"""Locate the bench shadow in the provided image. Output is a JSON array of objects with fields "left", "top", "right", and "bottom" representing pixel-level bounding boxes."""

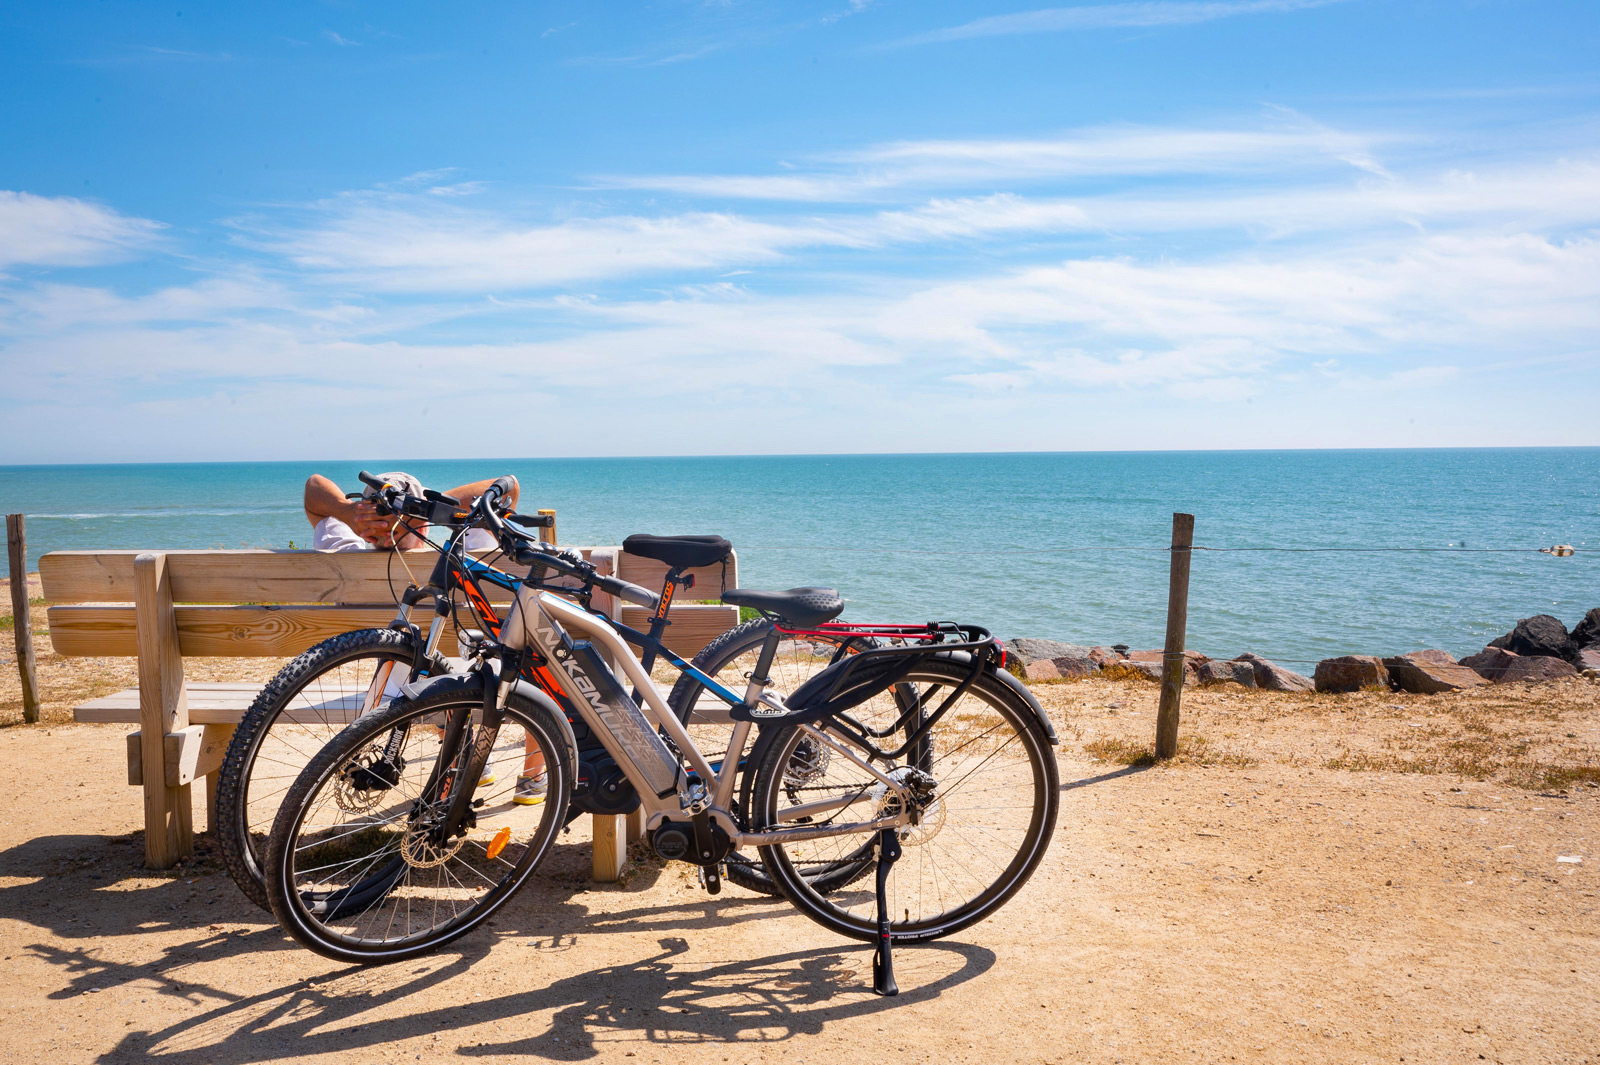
[
  {"left": 1061, "top": 763, "right": 1153, "bottom": 790},
  {"left": 100, "top": 937, "right": 993, "bottom": 1063}
]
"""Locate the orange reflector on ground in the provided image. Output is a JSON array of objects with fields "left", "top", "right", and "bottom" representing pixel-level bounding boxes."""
[{"left": 486, "top": 826, "right": 512, "bottom": 860}]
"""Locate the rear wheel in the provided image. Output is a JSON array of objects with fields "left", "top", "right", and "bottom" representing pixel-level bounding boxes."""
[
  {"left": 263, "top": 684, "right": 571, "bottom": 964},
  {"left": 667, "top": 619, "right": 881, "bottom": 896},
  {"left": 752, "top": 660, "right": 1057, "bottom": 942},
  {"left": 216, "top": 628, "right": 434, "bottom": 911}
]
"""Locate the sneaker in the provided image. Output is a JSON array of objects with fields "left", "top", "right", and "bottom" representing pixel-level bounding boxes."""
[
  {"left": 478, "top": 771, "right": 497, "bottom": 788},
  {"left": 514, "top": 771, "right": 548, "bottom": 806}
]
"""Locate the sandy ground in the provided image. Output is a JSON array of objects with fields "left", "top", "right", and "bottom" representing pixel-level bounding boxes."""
[{"left": 3, "top": 576, "right": 1600, "bottom": 1064}]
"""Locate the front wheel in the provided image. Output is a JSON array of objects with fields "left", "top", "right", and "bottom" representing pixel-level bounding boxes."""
[
  {"left": 215, "top": 627, "right": 432, "bottom": 911},
  {"left": 752, "top": 660, "right": 1058, "bottom": 943},
  {"left": 264, "top": 685, "right": 572, "bottom": 964}
]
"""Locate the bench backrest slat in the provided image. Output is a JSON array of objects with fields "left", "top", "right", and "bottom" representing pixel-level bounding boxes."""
[
  {"left": 39, "top": 549, "right": 522, "bottom": 605},
  {"left": 41, "top": 546, "right": 740, "bottom": 660},
  {"left": 49, "top": 604, "right": 469, "bottom": 658}
]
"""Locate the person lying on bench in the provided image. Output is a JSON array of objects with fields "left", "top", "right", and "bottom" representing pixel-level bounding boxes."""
[
  {"left": 301, "top": 471, "right": 547, "bottom": 806},
  {"left": 302, "top": 472, "right": 520, "bottom": 552}
]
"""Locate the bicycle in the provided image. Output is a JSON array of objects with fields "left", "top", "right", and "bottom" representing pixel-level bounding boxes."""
[
  {"left": 263, "top": 482, "right": 1060, "bottom": 995},
  {"left": 217, "top": 474, "right": 877, "bottom": 909}
]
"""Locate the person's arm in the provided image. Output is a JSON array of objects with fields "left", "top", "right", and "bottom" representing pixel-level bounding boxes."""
[
  {"left": 303, "top": 474, "right": 412, "bottom": 547},
  {"left": 444, "top": 476, "right": 521, "bottom": 513}
]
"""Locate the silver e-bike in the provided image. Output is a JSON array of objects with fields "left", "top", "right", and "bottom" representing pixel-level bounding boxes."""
[{"left": 263, "top": 486, "right": 1058, "bottom": 995}]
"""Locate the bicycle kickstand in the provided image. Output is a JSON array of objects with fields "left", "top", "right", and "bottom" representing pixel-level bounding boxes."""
[{"left": 872, "top": 827, "right": 902, "bottom": 997}]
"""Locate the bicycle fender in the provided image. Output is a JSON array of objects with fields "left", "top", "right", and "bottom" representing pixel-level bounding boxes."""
[
  {"left": 396, "top": 669, "right": 580, "bottom": 775},
  {"left": 914, "top": 650, "right": 1058, "bottom": 745}
]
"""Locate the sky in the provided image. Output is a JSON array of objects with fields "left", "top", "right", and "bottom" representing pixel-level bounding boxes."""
[{"left": 1, "top": 0, "right": 1598, "bottom": 463}]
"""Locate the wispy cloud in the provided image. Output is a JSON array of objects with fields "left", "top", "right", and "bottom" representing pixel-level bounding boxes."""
[
  {"left": 0, "top": 191, "right": 166, "bottom": 270},
  {"left": 598, "top": 121, "right": 1393, "bottom": 201},
  {"left": 322, "top": 30, "right": 362, "bottom": 47},
  {"left": 893, "top": 0, "right": 1348, "bottom": 47}
]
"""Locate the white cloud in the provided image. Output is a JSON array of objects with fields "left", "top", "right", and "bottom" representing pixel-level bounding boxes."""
[
  {"left": 597, "top": 122, "right": 1393, "bottom": 201},
  {"left": 0, "top": 191, "right": 166, "bottom": 269},
  {"left": 895, "top": 0, "right": 1348, "bottom": 47}
]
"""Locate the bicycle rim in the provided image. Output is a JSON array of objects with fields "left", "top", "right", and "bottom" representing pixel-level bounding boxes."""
[
  {"left": 218, "top": 628, "right": 420, "bottom": 910},
  {"left": 266, "top": 691, "right": 567, "bottom": 963},
  {"left": 754, "top": 660, "right": 1057, "bottom": 942}
]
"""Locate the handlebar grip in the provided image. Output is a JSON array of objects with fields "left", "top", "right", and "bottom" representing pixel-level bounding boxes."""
[
  {"left": 599, "top": 575, "right": 660, "bottom": 610},
  {"left": 357, "top": 470, "right": 385, "bottom": 491}
]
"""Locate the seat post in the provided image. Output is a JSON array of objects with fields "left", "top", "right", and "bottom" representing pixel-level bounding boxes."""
[
  {"left": 742, "top": 624, "right": 783, "bottom": 707},
  {"left": 638, "top": 566, "right": 690, "bottom": 676}
]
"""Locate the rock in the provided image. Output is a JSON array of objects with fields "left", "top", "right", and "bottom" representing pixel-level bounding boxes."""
[
  {"left": 1025, "top": 654, "right": 1099, "bottom": 682},
  {"left": 1498, "top": 614, "right": 1578, "bottom": 662},
  {"left": 1007, "top": 638, "right": 1095, "bottom": 666},
  {"left": 1571, "top": 608, "right": 1600, "bottom": 649},
  {"left": 1576, "top": 647, "right": 1600, "bottom": 673},
  {"left": 1498, "top": 655, "right": 1579, "bottom": 684},
  {"left": 1024, "top": 659, "right": 1061, "bottom": 681},
  {"left": 1051, "top": 655, "right": 1100, "bottom": 679},
  {"left": 1105, "top": 659, "right": 1164, "bottom": 683},
  {"left": 1460, "top": 647, "right": 1520, "bottom": 680},
  {"left": 1313, "top": 656, "right": 1392, "bottom": 693},
  {"left": 1087, "top": 646, "right": 1125, "bottom": 666},
  {"left": 1194, "top": 659, "right": 1257, "bottom": 687},
  {"left": 1232, "top": 652, "right": 1315, "bottom": 692},
  {"left": 1382, "top": 650, "right": 1490, "bottom": 694}
]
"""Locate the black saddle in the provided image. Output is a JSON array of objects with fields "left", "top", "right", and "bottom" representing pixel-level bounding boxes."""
[
  {"left": 721, "top": 587, "right": 844, "bottom": 629},
  {"left": 622, "top": 534, "right": 732, "bottom": 571}
]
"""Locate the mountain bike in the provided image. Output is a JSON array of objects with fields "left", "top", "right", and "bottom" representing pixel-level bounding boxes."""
[
  {"left": 217, "top": 475, "right": 875, "bottom": 909},
  {"left": 263, "top": 484, "right": 1059, "bottom": 995}
]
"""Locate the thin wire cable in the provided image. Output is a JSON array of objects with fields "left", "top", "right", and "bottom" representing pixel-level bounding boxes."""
[{"left": 739, "top": 544, "right": 1569, "bottom": 556}]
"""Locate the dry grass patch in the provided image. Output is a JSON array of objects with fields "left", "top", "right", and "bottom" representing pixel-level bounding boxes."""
[{"left": 1084, "top": 733, "right": 1256, "bottom": 769}]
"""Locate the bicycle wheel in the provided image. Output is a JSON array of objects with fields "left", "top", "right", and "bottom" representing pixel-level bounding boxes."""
[
  {"left": 264, "top": 684, "right": 572, "bottom": 964},
  {"left": 752, "top": 659, "right": 1057, "bottom": 942},
  {"left": 216, "top": 628, "right": 437, "bottom": 911},
  {"left": 666, "top": 618, "right": 879, "bottom": 895}
]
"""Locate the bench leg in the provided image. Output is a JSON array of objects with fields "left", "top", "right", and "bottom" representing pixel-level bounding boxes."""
[
  {"left": 591, "top": 813, "right": 627, "bottom": 882},
  {"left": 626, "top": 805, "right": 645, "bottom": 844},
  {"left": 135, "top": 552, "right": 193, "bottom": 870}
]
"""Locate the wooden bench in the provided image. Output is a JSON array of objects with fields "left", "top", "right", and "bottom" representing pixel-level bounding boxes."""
[{"left": 40, "top": 540, "right": 738, "bottom": 878}]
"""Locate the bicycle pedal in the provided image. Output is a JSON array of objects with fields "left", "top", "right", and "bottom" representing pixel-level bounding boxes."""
[{"left": 696, "top": 863, "right": 724, "bottom": 896}]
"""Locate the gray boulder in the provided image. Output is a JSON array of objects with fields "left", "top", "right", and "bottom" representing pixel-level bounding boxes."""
[
  {"left": 1461, "top": 647, "right": 1520, "bottom": 680},
  {"left": 1571, "top": 608, "right": 1600, "bottom": 649},
  {"left": 1499, "top": 655, "right": 1579, "bottom": 684},
  {"left": 1006, "top": 638, "right": 1095, "bottom": 666},
  {"left": 1382, "top": 650, "right": 1491, "bottom": 694},
  {"left": 1499, "top": 614, "right": 1578, "bottom": 662},
  {"left": 1194, "top": 659, "right": 1257, "bottom": 687},
  {"left": 1024, "top": 654, "right": 1100, "bottom": 681},
  {"left": 1107, "top": 659, "right": 1165, "bottom": 683},
  {"left": 1232, "top": 652, "right": 1314, "bottom": 692},
  {"left": 1314, "top": 656, "right": 1392, "bottom": 693}
]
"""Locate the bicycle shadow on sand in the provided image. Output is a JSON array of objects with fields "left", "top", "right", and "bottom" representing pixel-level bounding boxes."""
[{"left": 104, "top": 936, "right": 993, "bottom": 1063}]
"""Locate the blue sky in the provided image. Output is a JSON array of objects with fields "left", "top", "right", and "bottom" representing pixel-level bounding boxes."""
[{"left": 2, "top": 0, "right": 1598, "bottom": 462}]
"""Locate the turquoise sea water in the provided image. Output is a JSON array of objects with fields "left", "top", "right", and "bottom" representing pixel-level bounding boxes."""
[{"left": 2, "top": 450, "right": 1596, "bottom": 666}]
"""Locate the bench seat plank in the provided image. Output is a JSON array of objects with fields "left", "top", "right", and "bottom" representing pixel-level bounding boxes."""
[{"left": 75, "top": 682, "right": 377, "bottom": 725}]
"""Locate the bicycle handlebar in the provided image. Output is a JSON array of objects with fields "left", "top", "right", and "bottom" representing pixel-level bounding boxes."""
[{"left": 355, "top": 470, "right": 662, "bottom": 611}]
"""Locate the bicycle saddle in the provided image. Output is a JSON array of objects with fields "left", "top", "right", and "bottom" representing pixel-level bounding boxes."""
[
  {"left": 721, "top": 587, "right": 844, "bottom": 629},
  {"left": 622, "top": 534, "right": 732, "bottom": 570}
]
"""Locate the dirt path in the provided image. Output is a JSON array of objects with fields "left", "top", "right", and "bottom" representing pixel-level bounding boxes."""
[{"left": 3, "top": 581, "right": 1598, "bottom": 1063}]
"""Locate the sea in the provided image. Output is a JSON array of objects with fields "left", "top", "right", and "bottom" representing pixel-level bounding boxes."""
[{"left": 3, "top": 449, "right": 1596, "bottom": 668}]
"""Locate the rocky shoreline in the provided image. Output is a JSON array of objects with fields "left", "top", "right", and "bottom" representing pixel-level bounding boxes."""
[{"left": 1006, "top": 608, "right": 1600, "bottom": 694}]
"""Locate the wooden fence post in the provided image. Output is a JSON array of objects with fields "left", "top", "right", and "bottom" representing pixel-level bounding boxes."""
[
  {"left": 1154, "top": 513, "right": 1194, "bottom": 760},
  {"left": 134, "top": 552, "right": 194, "bottom": 868},
  {"left": 6, "top": 515, "right": 41, "bottom": 724},
  {"left": 539, "top": 509, "right": 558, "bottom": 547}
]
